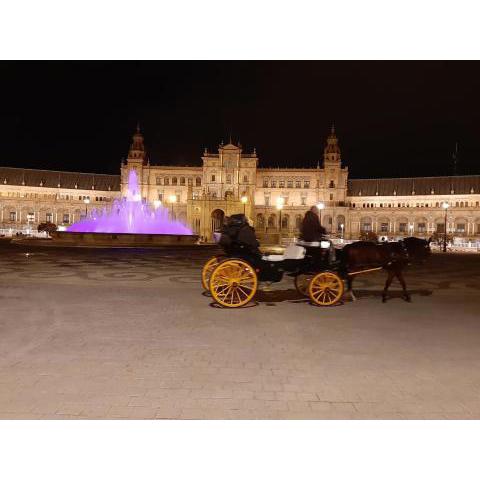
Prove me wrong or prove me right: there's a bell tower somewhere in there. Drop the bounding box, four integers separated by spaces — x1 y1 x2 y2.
127 123 146 166
323 124 341 167
122 124 147 198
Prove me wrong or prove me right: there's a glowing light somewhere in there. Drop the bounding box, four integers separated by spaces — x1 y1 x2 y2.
169 195 177 204
442 202 449 209
153 200 162 209
66 170 191 235
83 198 90 205
316 202 325 210
241 196 248 204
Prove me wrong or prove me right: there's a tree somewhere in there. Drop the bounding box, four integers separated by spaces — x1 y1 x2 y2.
37 222 57 235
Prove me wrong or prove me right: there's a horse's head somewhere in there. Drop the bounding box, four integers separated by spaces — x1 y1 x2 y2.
403 236 431 263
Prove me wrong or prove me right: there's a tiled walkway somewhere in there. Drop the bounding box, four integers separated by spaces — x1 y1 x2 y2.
1 243 480 419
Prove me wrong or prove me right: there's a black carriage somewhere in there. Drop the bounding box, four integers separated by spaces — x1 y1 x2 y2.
201 236 346 308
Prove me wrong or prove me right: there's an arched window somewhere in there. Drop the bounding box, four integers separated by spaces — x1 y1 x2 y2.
256 214 265 229
172 177 178 186
281 214 289 229
196 177 201 186
268 214 276 228
164 177 170 186
180 177 185 186
329 180 335 188
295 214 302 230
243 175 248 184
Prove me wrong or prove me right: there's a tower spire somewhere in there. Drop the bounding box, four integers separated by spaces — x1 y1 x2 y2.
127 124 146 163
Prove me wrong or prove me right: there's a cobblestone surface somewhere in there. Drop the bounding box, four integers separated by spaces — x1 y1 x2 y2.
1 242 480 419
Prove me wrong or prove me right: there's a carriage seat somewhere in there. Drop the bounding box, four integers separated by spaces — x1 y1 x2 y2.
296 239 331 249
262 244 306 262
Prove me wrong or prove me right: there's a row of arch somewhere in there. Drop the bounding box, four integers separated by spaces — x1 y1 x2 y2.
156 176 202 187
255 213 346 231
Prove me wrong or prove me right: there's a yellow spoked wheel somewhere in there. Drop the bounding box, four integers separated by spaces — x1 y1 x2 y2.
294 274 313 297
201 255 224 291
210 259 258 308
308 271 344 306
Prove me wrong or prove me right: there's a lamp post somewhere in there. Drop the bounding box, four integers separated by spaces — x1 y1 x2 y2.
276 197 285 234
442 202 449 252
169 194 177 220
316 202 325 225
340 223 344 241
83 198 90 218
241 195 248 215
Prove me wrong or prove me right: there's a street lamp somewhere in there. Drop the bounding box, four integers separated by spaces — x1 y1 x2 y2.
316 202 325 225
83 198 90 218
442 202 449 253
241 195 248 215
153 199 162 209
340 223 344 240
276 197 285 234
169 194 177 219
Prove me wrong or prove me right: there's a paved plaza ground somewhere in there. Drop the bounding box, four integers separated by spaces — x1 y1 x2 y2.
1 240 480 419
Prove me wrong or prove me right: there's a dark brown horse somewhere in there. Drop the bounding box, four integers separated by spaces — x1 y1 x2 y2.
339 237 431 302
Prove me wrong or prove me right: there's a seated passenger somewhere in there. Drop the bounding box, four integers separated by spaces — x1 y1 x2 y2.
299 206 327 242
219 214 261 256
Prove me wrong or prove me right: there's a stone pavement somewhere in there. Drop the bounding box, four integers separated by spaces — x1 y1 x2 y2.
1 242 480 419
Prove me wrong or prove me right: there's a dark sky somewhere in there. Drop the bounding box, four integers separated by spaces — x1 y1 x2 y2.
1 61 479 179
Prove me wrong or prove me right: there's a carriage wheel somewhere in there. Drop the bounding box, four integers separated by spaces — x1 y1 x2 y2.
294 274 312 297
201 255 224 291
308 271 344 306
210 259 258 308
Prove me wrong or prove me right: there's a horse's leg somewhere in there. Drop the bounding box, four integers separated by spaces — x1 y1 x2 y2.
346 276 356 301
382 268 395 303
396 268 411 302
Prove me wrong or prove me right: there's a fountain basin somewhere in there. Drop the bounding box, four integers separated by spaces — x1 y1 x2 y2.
50 231 199 247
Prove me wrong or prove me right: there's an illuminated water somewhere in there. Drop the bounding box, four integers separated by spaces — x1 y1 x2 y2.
67 170 192 234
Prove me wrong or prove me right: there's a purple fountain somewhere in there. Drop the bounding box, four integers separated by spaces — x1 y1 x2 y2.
67 169 192 235
50 170 198 247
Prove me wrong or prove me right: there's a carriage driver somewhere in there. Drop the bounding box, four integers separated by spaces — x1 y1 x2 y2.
299 206 336 264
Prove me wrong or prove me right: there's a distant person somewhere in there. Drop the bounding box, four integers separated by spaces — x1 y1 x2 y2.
299 206 327 242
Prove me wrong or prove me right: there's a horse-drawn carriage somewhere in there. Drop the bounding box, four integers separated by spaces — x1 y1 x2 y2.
201 237 347 308
201 214 432 308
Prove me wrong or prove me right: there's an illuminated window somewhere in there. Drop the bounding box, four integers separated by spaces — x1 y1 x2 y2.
46 213 53 222
9 212 16 221
456 223 466 233
295 180 301 188
380 223 388 232
304 180 310 188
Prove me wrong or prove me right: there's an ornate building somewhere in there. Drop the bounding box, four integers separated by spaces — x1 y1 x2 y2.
2 125 480 241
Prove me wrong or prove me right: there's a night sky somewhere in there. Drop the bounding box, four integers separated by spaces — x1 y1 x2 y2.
1 61 479 179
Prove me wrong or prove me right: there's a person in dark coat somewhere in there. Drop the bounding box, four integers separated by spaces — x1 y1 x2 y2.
219 214 260 256
299 206 327 242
